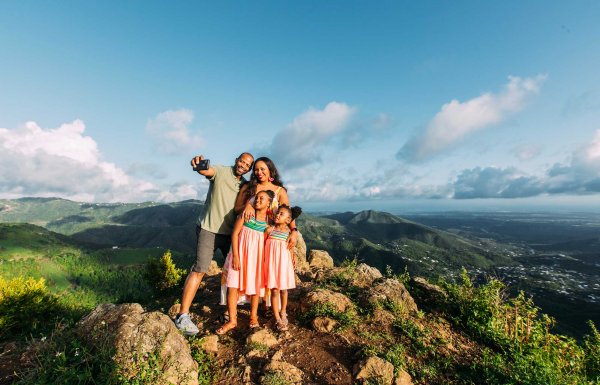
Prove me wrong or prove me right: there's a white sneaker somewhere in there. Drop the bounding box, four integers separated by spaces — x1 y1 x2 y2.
175 313 199 336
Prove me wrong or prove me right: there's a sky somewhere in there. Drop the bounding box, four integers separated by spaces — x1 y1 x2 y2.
1 1 600 212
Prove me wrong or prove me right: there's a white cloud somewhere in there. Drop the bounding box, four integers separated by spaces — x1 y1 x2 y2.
262 102 356 169
450 129 600 198
146 109 203 155
398 75 547 162
0 120 198 202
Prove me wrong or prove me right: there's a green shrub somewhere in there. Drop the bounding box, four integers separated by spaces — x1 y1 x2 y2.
302 301 358 330
0 276 64 338
189 336 217 385
145 250 185 294
583 321 600 381
441 268 591 385
15 325 117 385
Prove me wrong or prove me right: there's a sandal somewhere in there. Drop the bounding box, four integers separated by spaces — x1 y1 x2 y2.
249 317 260 329
216 320 237 335
276 319 288 331
218 311 230 323
280 312 288 326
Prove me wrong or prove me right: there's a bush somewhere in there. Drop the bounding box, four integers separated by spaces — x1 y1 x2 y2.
441 268 591 385
15 324 117 385
0 276 63 338
583 321 600 381
144 250 185 294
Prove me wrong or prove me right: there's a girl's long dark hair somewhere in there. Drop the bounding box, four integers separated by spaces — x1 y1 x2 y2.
245 157 285 201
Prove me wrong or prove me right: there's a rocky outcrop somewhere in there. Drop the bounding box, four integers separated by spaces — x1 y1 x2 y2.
308 250 334 269
294 232 310 273
77 303 198 385
247 329 279 348
300 288 354 314
312 316 339 333
354 356 394 384
366 278 418 315
354 263 383 287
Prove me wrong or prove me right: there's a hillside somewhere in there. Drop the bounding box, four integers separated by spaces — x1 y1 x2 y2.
3 256 599 385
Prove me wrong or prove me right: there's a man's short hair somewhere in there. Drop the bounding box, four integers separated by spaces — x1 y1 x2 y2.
238 152 254 161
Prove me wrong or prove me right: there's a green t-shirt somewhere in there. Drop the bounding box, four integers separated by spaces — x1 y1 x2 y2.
198 165 245 235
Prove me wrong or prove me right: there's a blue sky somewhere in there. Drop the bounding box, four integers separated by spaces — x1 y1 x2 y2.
1 1 599 211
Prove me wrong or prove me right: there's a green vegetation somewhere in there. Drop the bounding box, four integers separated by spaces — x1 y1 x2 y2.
188 337 217 385
15 324 117 385
261 372 290 385
144 250 186 295
0 223 153 341
0 276 64 338
440 269 598 385
302 301 358 330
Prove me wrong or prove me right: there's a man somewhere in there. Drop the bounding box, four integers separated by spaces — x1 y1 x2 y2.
175 152 254 335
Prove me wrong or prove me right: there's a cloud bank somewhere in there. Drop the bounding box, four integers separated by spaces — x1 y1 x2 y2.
146 109 203 155
0 120 197 202
398 75 547 162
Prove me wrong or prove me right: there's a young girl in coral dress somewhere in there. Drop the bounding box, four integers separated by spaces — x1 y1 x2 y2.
217 190 274 334
264 204 302 331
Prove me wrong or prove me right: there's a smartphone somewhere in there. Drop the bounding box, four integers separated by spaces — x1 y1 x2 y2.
194 159 210 171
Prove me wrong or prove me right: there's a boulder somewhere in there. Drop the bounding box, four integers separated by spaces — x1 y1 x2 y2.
200 335 219 354
412 276 447 304
354 356 394 384
246 329 278 348
394 369 414 385
77 303 198 385
262 359 304 385
293 232 310 273
312 316 339 333
308 250 334 269
354 263 383 286
367 279 417 315
300 288 354 314
167 303 181 319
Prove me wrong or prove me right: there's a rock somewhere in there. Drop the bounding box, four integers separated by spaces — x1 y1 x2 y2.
412 276 447 304
293 232 310 273
77 303 198 385
201 305 212 314
370 307 395 328
206 260 221 276
354 263 383 286
167 303 181 319
242 365 252 384
271 350 284 361
312 316 339 333
354 356 394 385
394 369 414 385
308 250 334 269
247 329 278 348
262 360 304 385
300 288 354 314
367 279 417 315
200 335 218 354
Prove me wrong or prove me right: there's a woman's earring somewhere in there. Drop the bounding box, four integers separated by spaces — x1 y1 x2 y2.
269 177 274 182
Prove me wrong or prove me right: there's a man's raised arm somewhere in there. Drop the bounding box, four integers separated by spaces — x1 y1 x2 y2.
191 155 216 178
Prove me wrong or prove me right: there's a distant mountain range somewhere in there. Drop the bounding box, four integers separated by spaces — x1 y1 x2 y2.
0 197 511 278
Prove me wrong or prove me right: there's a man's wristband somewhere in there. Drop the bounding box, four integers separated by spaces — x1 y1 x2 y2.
290 227 298 232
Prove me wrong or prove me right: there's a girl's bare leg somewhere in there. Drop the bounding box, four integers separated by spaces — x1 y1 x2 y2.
250 294 260 326
281 290 289 318
226 287 238 324
271 289 281 322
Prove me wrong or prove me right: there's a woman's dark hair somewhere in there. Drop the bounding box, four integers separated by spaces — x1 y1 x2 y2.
278 204 302 220
245 157 284 201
